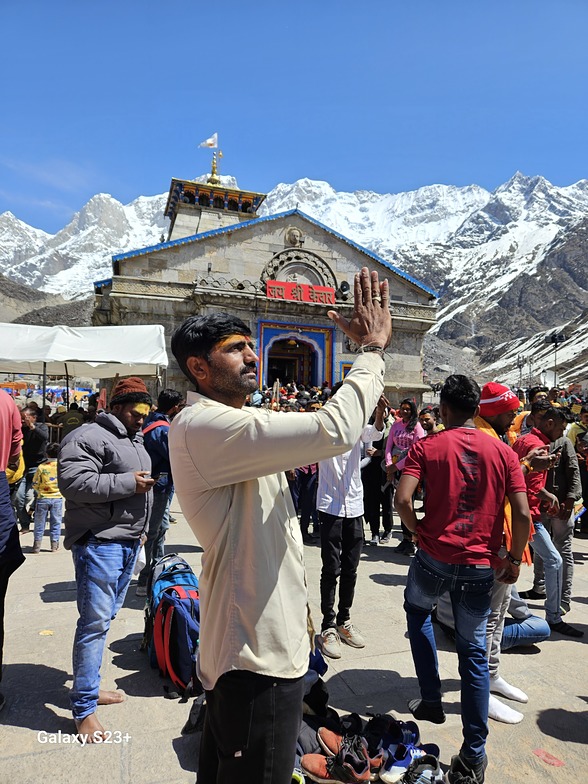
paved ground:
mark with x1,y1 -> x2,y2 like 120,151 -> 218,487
1,505 -> 587,783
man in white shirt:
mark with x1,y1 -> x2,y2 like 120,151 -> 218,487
169,268 -> 391,784
317,389 -> 386,658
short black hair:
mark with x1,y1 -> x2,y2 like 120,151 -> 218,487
329,381 -> 344,398
541,405 -> 573,424
171,313 -> 252,386
69,402 -> 79,410
440,374 -> 481,416
581,405 -> 588,415
157,388 -> 183,412
530,398 -> 551,416
46,443 -> 60,459
419,406 -> 435,417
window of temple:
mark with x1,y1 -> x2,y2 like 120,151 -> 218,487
228,198 -> 239,211
199,193 -> 210,206
213,195 -> 224,209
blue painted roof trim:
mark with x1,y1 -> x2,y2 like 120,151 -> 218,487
94,278 -> 112,288
111,209 -> 438,298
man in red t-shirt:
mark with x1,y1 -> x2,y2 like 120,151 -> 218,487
395,375 -> 531,784
512,405 -> 583,638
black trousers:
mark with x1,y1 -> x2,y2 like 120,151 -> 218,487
297,469 -> 318,534
362,464 -> 391,536
319,511 -> 363,630
198,670 -> 304,784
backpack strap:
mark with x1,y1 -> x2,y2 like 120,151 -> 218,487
143,420 -> 170,435
152,602 -> 169,676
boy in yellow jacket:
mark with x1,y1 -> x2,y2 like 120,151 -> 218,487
32,443 -> 63,553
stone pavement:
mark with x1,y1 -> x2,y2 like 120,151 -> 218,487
1,505 -> 587,784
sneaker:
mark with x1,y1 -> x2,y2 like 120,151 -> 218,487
519,588 -> 546,600
50,540 -> 59,552
292,768 -> 305,784
560,599 -> 571,614
317,730 -> 385,777
548,620 -> 584,638
337,620 -> 366,649
136,585 -> 148,598
445,753 -> 487,784
380,532 -> 392,544
407,698 -> 446,724
403,540 -> 416,556
321,628 -> 342,659
402,754 -> 444,784
394,539 -> 410,553
302,737 -> 371,782
368,535 -> 379,545
379,743 -> 439,784
32,540 -> 42,554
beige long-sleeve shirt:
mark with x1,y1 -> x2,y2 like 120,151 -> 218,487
169,352 -> 385,690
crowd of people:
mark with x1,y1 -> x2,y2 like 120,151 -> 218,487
0,266 -> 587,784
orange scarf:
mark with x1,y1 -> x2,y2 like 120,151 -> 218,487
474,416 -> 532,565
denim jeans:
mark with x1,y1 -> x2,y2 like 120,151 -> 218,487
34,497 -> 63,542
319,512 -> 363,630
529,521 -> 562,623
501,615 -> 551,650
137,490 -> 171,587
533,511 -> 574,606
14,467 -> 37,529
70,537 -> 139,720
198,671 -> 304,784
404,549 -> 494,765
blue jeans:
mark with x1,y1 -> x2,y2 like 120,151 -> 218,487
501,615 -> 551,650
137,490 -> 171,587
34,497 -> 63,542
404,549 -> 494,765
534,512 -> 574,606
70,537 -> 139,720
14,467 -> 37,529
529,521 -> 562,624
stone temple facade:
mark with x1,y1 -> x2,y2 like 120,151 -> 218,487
93,162 -> 437,403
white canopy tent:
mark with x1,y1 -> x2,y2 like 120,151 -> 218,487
0,323 -> 168,378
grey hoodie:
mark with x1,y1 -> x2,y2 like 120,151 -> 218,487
58,412 -> 152,549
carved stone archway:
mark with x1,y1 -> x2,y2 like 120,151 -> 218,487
260,249 -> 337,289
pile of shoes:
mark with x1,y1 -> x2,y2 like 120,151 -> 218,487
301,713 -> 443,783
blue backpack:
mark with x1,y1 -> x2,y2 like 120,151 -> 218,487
143,554 -> 202,698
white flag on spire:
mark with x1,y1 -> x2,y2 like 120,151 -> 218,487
198,133 -> 218,148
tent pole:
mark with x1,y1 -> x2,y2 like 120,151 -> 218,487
65,364 -> 70,408
42,362 -> 47,421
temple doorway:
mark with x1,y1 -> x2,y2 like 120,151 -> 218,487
266,338 -> 317,387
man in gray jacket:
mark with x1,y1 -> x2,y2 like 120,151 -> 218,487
58,377 -> 154,742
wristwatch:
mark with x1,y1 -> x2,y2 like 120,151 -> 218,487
506,552 -> 522,566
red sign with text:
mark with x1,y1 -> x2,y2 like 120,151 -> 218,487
266,280 -> 336,305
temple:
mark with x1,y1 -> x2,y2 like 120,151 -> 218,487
94,156 -> 437,399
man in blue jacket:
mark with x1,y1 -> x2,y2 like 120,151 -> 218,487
136,388 -> 184,596
58,377 -> 154,742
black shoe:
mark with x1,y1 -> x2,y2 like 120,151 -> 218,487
446,753 -> 487,784
403,541 -> 416,556
407,698 -> 446,724
560,600 -> 571,615
519,588 -> 546,600
394,539 -> 409,554
548,620 -> 584,638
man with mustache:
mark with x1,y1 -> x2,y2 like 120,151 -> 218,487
169,268 -> 392,784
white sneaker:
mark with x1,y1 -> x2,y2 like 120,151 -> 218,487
320,628 -> 342,659
369,535 -> 379,545
337,620 -> 366,648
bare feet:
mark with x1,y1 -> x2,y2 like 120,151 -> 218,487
97,689 -> 125,705
75,713 -> 106,744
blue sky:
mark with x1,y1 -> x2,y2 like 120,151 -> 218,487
1,0 -> 587,233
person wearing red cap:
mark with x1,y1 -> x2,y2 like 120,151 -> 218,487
58,376 -> 155,742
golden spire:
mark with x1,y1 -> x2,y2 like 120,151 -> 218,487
207,152 -> 221,185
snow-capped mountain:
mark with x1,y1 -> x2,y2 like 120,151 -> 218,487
2,172 -> 588,381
